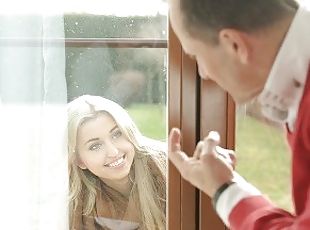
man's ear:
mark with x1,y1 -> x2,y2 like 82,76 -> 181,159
218,29 -> 251,64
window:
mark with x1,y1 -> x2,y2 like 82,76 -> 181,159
65,3 -> 168,140
0,1 -> 168,229
168,26 -> 230,229
65,1 -> 168,230
236,103 -> 292,211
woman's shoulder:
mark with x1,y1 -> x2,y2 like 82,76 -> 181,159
147,149 -> 167,170
145,147 -> 167,190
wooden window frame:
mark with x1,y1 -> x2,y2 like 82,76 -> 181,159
0,38 -> 167,48
168,23 -> 235,230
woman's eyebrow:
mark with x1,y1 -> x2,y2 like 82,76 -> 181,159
109,125 -> 118,133
84,138 -> 99,145
84,125 -> 119,145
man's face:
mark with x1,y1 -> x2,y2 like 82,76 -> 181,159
168,0 -> 262,104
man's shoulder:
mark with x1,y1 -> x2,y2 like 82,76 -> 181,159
299,67 -> 310,113
294,72 -> 310,148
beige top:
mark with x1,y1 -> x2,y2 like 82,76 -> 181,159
70,153 -> 166,230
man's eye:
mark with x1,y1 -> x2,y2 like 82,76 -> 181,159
89,143 -> 102,151
112,130 -> 122,139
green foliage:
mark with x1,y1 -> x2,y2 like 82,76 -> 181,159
236,116 -> 292,211
127,103 -> 166,141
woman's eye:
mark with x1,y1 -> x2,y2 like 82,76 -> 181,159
112,130 -> 122,139
89,143 -> 102,151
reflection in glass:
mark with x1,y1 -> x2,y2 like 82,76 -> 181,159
65,47 -> 167,141
235,103 -> 292,211
68,95 -> 166,230
64,6 -> 167,39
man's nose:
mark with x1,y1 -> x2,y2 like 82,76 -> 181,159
197,64 -> 210,80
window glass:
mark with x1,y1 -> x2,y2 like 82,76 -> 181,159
63,0 -> 167,39
235,103 -> 292,211
66,1 -> 168,229
66,47 -> 167,140
0,0 -> 167,229
65,13 -> 167,39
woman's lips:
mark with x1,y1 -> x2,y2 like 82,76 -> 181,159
104,154 -> 126,168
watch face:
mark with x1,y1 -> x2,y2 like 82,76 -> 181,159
95,216 -> 139,230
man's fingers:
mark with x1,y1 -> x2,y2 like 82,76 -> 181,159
168,128 -> 190,172
227,149 -> 237,169
203,131 -> 220,154
168,148 -> 189,172
193,141 -> 204,159
169,127 -> 181,153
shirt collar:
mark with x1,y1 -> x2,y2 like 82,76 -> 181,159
258,2 -> 310,132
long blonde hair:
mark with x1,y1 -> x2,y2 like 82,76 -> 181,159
68,95 -> 166,229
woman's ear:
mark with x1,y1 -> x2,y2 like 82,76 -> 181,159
75,156 -> 87,170
218,29 -> 251,64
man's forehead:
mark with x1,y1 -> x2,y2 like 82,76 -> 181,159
168,0 -> 186,35
169,1 -> 198,46
168,0 -> 182,19
168,0 -> 179,8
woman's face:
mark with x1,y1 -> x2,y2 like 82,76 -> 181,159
76,113 -> 135,182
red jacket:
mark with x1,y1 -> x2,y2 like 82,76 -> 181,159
229,68 -> 310,229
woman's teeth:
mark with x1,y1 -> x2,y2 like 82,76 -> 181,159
106,156 -> 125,167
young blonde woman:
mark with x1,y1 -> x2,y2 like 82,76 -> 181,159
68,95 -> 166,230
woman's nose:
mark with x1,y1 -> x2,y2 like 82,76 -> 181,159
105,141 -> 119,157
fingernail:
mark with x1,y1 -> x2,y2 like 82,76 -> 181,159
206,131 -> 220,142
204,131 -> 220,153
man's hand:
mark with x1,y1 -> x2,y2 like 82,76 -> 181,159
168,127 -> 235,197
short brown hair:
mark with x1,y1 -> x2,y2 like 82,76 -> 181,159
180,0 -> 298,43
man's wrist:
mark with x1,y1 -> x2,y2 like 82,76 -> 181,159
212,181 -> 236,209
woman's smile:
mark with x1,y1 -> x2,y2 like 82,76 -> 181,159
104,154 -> 127,168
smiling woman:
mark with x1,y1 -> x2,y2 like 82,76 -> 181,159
68,95 -> 166,230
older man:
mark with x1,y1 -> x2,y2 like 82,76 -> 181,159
168,0 -> 310,229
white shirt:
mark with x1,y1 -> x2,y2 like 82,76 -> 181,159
258,1 -> 310,132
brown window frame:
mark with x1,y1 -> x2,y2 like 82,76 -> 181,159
0,37 -> 167,48
168,23 -> 235,230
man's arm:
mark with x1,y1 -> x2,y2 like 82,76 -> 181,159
168,128 -> 310,229
222,188 -> 310,229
